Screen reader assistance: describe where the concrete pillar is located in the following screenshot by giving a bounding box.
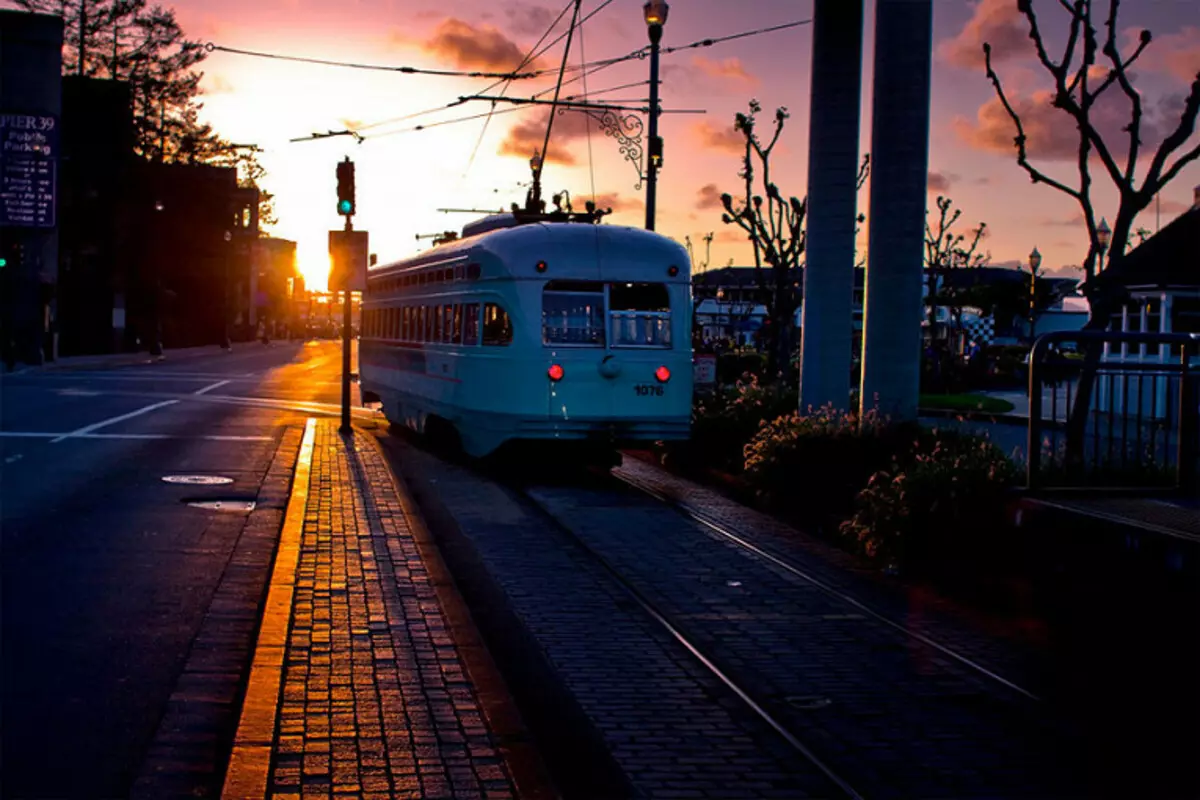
[859,0,933,420]
[798,0,864,413]
[1,11,64,367]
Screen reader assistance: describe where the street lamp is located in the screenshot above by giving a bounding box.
[1096,217,1111,269]
[1028,246,1041,342]
[149,200,164,356]
[643,0,668,231]
[526,150,544,213]
[221,230,233,349]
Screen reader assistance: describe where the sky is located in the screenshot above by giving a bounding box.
[51,0,1200,289]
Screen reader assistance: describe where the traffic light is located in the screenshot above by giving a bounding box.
[336,157,355,216]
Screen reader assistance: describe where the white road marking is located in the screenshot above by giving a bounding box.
[1,431,271,442]
[49,400,179,443]
[193,379,231,395]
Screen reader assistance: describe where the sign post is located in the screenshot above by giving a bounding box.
[329,228,367,433]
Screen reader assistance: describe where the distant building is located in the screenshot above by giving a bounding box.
[251,237,299,334]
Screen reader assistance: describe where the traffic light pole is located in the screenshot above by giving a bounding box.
[341,213,353,434]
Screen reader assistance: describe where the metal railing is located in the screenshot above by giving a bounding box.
[1027,330,1199,493]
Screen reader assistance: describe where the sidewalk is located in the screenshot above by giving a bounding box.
[5,344,232,374]
[222,419,544,800]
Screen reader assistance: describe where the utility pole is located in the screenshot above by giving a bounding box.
[78,0,87,75]
[645,21,663,230]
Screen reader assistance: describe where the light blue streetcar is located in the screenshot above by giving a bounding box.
[359,213,693,461]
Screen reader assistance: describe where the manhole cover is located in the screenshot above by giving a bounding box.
[186,499,256,512]
[163,475,234,485]
[786,696,832,710]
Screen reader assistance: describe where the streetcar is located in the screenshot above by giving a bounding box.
[358,212,693,462]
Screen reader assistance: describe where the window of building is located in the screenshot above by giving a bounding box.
[609,282,672,348]
[543,280,605,346]
[483,303,513,346]
[464,303,480,345]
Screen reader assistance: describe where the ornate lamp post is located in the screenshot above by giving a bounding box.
[643,0,668,231]
[526,150,544,213]
[1028,245,1042,342]
[1096,217,1112,270]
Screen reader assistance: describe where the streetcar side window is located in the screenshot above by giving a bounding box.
[417,306,426,342]
[463,303,480,345]
[542,280,605,346]
[402,307,410,341]
[443,304,454,342]
[451,304,463,344]
[609,282,671,348]
[482,303,513,346]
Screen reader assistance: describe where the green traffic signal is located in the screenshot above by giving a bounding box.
[0,257,6,268]
[338,199,353,215]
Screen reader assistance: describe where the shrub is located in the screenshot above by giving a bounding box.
[716,351,768,385]
[688,374,798,472]
[742,405,919,525]
[839,431,1019,569]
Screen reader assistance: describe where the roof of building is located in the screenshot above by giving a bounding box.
[1101,205,1199,288]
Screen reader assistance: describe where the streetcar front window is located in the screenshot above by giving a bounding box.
[543,280,605,346]
[609,282,671,348]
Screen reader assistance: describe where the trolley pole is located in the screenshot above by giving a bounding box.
[341,213,352,434]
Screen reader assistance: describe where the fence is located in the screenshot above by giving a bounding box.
[1026,330,1200,493]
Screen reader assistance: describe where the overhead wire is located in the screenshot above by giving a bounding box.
[464,0,577,175]
[354,16,809,141]
[579,9,596,205]
[203,42,544,79]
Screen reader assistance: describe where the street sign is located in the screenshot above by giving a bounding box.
[328,230,368,292]
[0,113,57,228]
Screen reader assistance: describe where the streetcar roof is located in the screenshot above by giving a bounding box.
[368,221,691,280]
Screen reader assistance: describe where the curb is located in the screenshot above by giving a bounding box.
[220,417,316,800]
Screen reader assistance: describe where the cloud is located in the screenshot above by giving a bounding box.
[1137,26,1200,84]
[1042,212,1085,227]
[204,74,234,95]
[715,230,746,245]
[497,108,596,165]
[1155,198,1193,215]
[505,3,558,37]
[691,55,759,86]
[938,0,1030,71]
[696,183,725,210]
[411,18,535,72]
[692,121,744,155]
[589,192,643,213]
[927,171,958,194]
[952,87,1184,162]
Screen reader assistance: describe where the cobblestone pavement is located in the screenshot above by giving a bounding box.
[233,420,524,800]
[517,460,1097,799]
[385,437,842,799]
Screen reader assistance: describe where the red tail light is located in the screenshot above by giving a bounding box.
[655,366,671,382]
[548,364,564,381]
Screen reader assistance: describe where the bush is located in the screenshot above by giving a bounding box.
[716,351,768,385]
[742,405,920,525]
[839,431,1019,570]
[687,375,798,472]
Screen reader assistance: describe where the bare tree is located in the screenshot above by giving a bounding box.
[924,195,990,349]
[983,0,1200,462]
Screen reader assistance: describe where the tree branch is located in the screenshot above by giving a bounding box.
[984,43,1083,200]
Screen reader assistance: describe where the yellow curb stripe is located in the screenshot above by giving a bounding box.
[221,417,316,800]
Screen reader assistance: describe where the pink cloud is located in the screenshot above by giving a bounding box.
[498,109,596,165]
[692,121,744,155]
[590,192,643,213]
[403,18,538,72]
[927,170,958,194]
[938,0,1030,71]
[1137,26,1200,84]
[691,55,759,86]
[696,183,725,210]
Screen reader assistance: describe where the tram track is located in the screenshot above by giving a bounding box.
[506,470,868,800]
[608,461,1044,704]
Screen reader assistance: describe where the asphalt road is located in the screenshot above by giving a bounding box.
[0,340,371,799]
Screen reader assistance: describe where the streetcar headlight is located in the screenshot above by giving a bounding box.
[655,366,670,383]
[548,364,565,381]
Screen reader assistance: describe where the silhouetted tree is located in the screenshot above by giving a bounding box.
[983,0,1200,463]
[924,195,990,348]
